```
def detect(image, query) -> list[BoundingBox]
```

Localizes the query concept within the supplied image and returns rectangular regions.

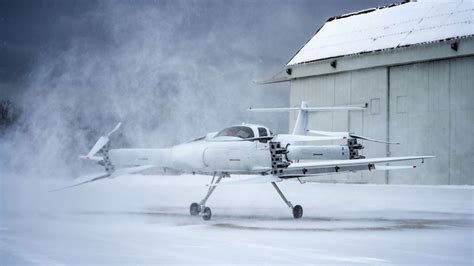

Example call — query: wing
[280,156,435,178]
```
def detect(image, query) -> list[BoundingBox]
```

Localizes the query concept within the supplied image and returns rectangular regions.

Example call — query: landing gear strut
[271,182,303,219]
[189,172,223,221]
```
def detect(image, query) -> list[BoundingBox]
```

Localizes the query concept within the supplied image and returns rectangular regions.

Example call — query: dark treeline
[0,100,19,130]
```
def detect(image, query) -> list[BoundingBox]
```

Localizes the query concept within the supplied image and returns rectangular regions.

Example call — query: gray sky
[1,0,396,99]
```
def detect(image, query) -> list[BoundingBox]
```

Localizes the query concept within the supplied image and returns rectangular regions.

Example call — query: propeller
[350,134,400,145]
[49,165,155,192]
[307,130,400,145]
[49,173,111,192]
[85,122,122,158]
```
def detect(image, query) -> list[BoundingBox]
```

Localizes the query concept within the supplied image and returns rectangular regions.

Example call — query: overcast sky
[1,0,396,100]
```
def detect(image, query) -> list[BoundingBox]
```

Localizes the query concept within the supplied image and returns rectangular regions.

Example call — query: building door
[389,61,450,184]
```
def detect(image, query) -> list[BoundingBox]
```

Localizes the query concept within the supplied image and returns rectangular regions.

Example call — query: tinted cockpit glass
[216,126,254,139]
[258,127,268,137]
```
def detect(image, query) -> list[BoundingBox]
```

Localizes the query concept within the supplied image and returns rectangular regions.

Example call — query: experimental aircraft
[54,101,434,220]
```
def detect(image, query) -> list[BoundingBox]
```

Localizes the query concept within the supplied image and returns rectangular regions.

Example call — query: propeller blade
[107,122,122,137]
[85,122,122,158]
[48,165,156,192]
[307,129,400,145]
[350,134,400,145]
[86,136,109,158]
[49,173,111,192]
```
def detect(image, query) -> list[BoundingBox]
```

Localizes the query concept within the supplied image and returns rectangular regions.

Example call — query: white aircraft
[53,101,434,220]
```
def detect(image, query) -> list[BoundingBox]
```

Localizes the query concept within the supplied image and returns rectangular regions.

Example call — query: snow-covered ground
[1,175,473,264]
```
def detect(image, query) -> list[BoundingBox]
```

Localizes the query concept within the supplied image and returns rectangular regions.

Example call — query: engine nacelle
[286,145,350,161]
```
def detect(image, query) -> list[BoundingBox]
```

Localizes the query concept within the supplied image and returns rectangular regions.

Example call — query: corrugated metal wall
[289,56,474,185]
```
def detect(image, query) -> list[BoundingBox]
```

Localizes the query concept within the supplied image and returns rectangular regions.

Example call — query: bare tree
[0,100,12,125]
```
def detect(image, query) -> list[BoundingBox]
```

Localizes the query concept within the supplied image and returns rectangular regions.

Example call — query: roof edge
[288,34,474,67]
[326,1,409,22]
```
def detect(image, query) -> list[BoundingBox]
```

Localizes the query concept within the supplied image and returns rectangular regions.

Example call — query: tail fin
[292,101,309,135]
[248,101,366,135]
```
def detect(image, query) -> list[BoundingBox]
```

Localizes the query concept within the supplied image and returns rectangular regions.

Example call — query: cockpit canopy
[216,126,254,139]
[188,124,273,143]
[215,125,272,139]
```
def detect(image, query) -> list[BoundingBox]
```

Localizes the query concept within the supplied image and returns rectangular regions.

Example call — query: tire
[190,202,201,216]
[293,205,303,219]
[202,207,212,221]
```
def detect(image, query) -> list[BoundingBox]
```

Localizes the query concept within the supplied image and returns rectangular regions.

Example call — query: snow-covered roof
[287,0,474,66]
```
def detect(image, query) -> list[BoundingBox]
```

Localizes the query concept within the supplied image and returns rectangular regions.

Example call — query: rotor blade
[86,136,109,158]
[307,130,400,144]
[107,122,122,137]
[49,173,111,192]
[49,165,156,192]
[85,123,122,158]
[350,134,400,145]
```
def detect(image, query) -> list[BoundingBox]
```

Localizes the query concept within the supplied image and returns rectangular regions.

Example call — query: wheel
[202,207,212,221]
[293,205,303,219]
[190,202,201,216]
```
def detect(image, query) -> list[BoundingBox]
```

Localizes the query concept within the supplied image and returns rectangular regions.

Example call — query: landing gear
[292,205,303,219]
[202,207,212,221]
[271,182,303,219]
[189,173,223,221]
[189,202,200,216]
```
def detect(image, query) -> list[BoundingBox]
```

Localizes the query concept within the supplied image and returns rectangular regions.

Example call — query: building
[264,0,474,185]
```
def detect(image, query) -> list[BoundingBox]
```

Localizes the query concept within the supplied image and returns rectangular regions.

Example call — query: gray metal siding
[389,57,474,185]
[289,56,474,185]
[290,68,389,184]
[449,57,474,185]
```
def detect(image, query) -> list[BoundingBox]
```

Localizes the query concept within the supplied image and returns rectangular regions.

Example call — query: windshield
[258,127,268,137]
[216,126,254,139]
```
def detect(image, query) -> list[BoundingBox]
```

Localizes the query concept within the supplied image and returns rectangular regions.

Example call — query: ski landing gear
[189,173,223,221]
[271,182,303,219]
